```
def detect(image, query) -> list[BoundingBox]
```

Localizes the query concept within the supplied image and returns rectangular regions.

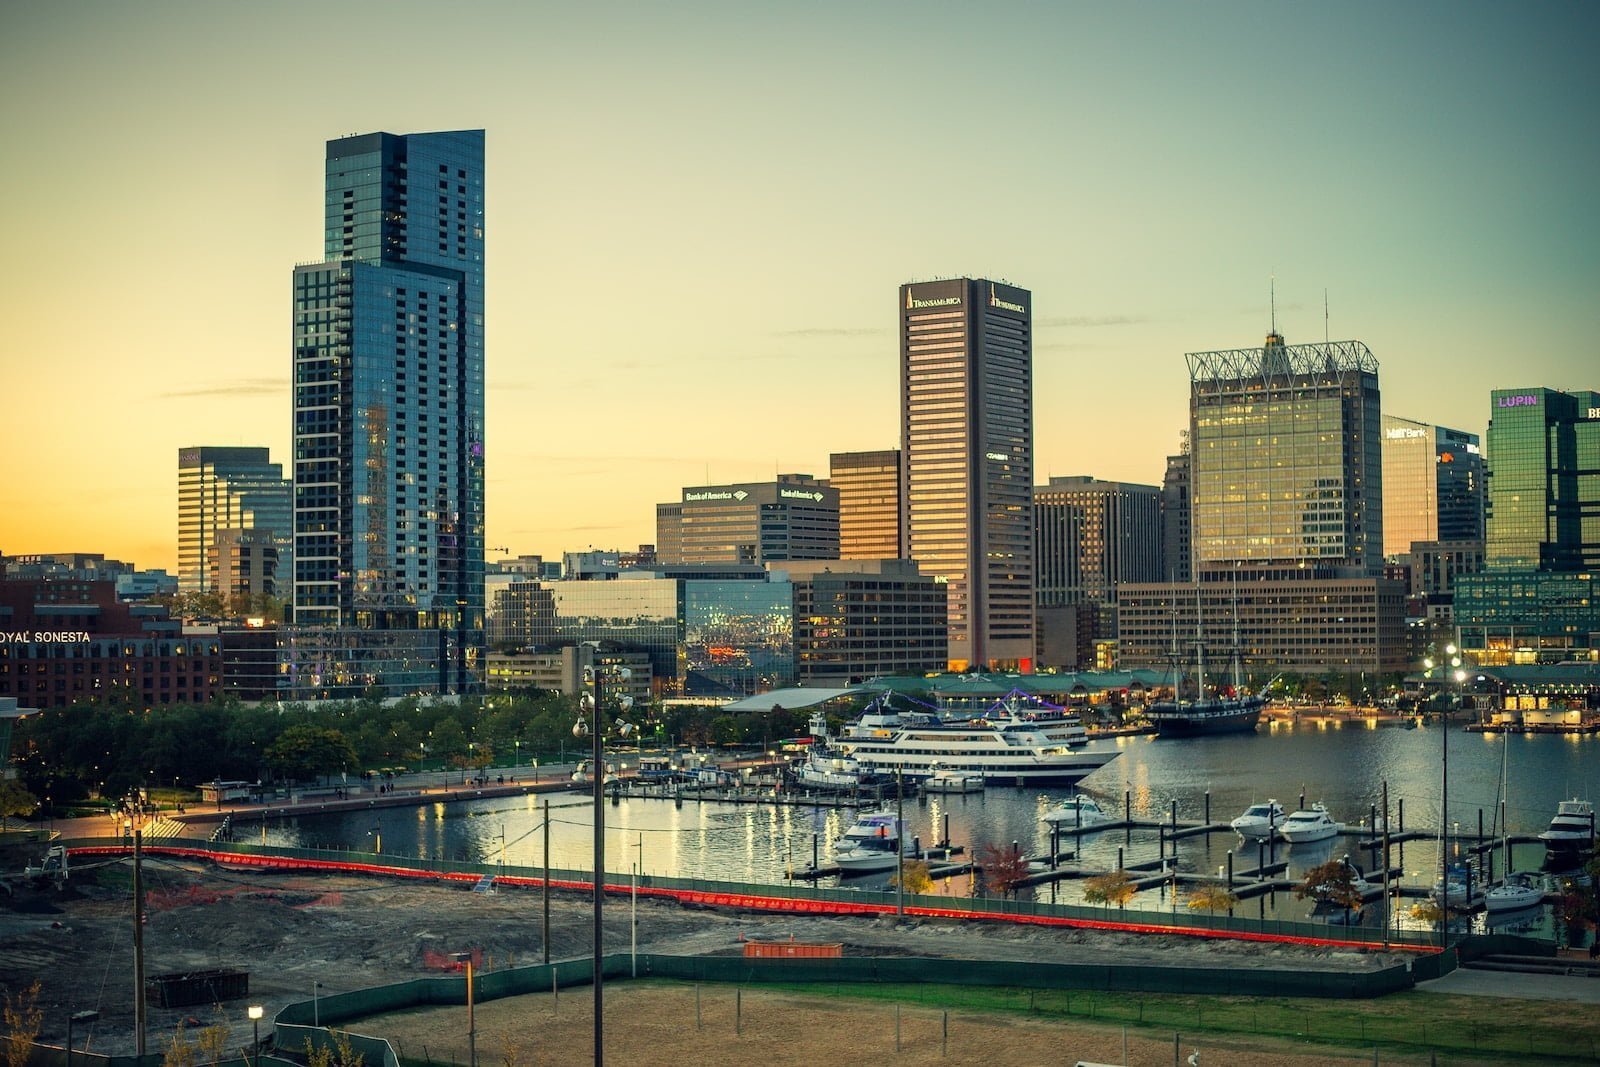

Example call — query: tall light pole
[67,1009,98,1067]
[578,654,634,1067]
[1424,641,1462,945]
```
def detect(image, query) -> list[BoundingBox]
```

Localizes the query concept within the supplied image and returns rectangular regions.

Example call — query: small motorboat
[1041,794,1112,829]
[1230,799,1286,838]
[1484,871,1545,913]
[1278,803,1340,844]
[922,769,985,794]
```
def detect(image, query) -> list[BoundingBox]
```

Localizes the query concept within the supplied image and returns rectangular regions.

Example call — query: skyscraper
[1160,439,1192,583]
[899,278,1034,671]
[1380,415,1484,557]
[1188,332,1383,578]
[1455,387,1600,661]
[829,449,902,560]
[291,130,485,691]
[1033,476,1162,627]
[176,446,290,594]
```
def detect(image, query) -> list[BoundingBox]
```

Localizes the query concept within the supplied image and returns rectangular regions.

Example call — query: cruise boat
[1277,803,1340,844]
[1229,799,1286,838]
[811,692,1119,788]
[1041,794,1112,829]
[1536,799,1595,853]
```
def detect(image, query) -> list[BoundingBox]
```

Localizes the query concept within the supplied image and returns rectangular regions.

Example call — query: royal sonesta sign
[2,631,91,643]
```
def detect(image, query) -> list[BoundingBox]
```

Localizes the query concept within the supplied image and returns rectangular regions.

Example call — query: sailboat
[1145,582,1265,737]
[1484,737,1544,913]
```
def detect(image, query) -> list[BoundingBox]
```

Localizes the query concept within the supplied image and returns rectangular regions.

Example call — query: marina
[256,721,1597,934]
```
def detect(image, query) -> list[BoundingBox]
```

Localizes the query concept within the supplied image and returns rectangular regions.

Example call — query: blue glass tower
[292,130,485,692]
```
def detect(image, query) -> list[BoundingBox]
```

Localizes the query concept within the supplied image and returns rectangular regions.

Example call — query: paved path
[1418,966,1600,1003]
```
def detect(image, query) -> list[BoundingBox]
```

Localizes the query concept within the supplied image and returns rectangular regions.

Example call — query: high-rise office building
[1380,415,1484,557]
[1119,331,1403,675]
[656,475,838,565]
[899,278,1034,671]
[177,446,290,594]
[1456,387,1600,661]
[829,450,902,560]
[1033,476,1162,624]
[782,559,947,685]
[1189,332,1383,578]
[1160,438,1192,583]
[291,130,485,691]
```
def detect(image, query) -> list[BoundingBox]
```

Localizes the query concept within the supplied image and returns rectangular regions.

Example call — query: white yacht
[832,810,915,874]
[812,692,1119,787]
[1277,803,1340,844]
[1041,794,1112,829]
[921,768,985,794]
[793,748,883,790]
[1484,872,1545,913]
[1537,799,1595,852]
[1229,799,1286,839]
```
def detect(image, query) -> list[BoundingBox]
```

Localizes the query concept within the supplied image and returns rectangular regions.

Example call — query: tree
[2,980,42,1067]
[976,842,1029,898]
[1186,884,1239,915]
[266,725,357,783]
[161,1021,197,1067]
[1083,870,1138,910]
[0,779,39,832]
[891,859,933,895]
[1295,859,1364,912]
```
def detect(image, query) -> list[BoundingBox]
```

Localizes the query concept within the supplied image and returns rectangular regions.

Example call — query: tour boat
[1277,803,1340,844]
[811,692,1119,787]
[1229,799,1286,838]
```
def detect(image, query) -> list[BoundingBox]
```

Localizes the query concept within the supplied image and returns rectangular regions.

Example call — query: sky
[2,1,1597,571]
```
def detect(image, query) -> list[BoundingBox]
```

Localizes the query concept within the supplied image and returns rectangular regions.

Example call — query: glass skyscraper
[829,449,902,560]
[899,278,1035,672]
[177,446,290,593]
[291,130,485,691]
[1379,415,1484,557]
[1188,333,1383,578]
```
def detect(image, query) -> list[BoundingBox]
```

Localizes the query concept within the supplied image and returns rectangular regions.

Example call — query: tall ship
[806,690,1119,787]
[1145,589,1265,737]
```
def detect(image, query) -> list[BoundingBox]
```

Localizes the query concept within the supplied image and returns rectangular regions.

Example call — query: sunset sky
[3,2,1596,572]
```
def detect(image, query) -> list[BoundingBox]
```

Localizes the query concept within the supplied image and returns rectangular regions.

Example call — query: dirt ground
[0,853,1415,1063]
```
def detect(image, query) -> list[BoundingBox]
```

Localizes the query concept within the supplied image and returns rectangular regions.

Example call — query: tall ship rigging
[1145,587,1265,737]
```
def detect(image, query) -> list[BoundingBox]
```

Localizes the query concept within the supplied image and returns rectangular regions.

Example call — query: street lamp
[1423,641,1463,940]
[450,953,476,1067]
[577,657,635,1067]
[247,1005,264,1067]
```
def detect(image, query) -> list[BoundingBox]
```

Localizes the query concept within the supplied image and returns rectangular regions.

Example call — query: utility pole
[133,827,146,1057]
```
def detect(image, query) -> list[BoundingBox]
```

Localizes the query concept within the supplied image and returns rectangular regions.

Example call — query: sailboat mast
[1231,570,1244,695]
[1193,584,1205,700]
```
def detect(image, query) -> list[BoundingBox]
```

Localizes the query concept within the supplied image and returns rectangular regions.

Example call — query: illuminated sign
[905,290,961,310]
[1589,408,1600,419]
[1497,394,1538,408]
[1384,427,1427,440]
[685,490,731,502]
[780,488,825,502]
[1,631,91,643]
[1465,442,1481,454]
[985,451,1010,461]
[988,284,1026,314]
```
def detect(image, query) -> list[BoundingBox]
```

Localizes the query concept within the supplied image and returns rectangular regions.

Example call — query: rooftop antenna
[1270,275,1277,336]
[1324,289,1329,344]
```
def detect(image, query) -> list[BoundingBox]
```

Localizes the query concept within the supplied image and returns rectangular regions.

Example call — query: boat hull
[1146,696,1265,737]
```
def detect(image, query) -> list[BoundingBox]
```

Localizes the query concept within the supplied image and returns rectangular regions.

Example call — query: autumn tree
[2,980,42,1067]
[891,859,933,895]
[161,1021,197,1067]
[0,780,39,832]
[1295,859,1365,912]
[977,842,1030,898]
[1083,870,1138,910]
[1185,884,1239,915]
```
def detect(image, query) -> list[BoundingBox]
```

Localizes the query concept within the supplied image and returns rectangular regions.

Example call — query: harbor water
[262,717,1597,933]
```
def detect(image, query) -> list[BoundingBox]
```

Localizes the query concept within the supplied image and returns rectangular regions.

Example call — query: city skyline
[3,2,1597,571]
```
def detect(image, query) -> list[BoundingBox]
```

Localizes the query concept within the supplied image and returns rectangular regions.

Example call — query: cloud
[159,377,286,399]
[771,326,886,338]
[1035,314,1152,329]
